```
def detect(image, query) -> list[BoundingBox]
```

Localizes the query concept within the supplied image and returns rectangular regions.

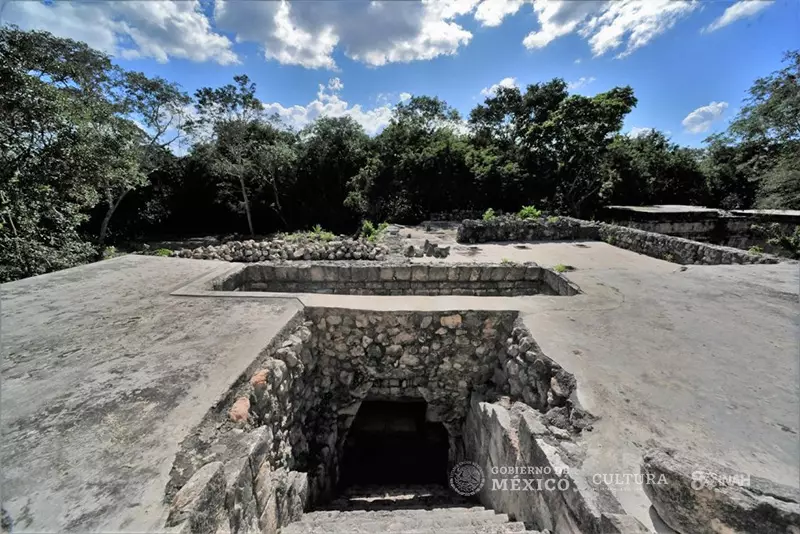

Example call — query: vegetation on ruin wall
[1,26,798,281]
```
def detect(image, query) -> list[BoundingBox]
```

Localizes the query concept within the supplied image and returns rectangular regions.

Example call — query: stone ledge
[642,447,800,534]
[464,395,649,534]
[212,262,580,297]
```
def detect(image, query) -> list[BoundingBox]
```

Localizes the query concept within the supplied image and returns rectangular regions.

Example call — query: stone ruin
[164,306,649,534]
[162,228,799,534]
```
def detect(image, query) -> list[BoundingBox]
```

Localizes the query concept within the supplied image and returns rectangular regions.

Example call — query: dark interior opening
[339,400,449,488]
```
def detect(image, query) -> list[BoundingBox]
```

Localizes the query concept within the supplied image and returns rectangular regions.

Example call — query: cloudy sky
[2,0,795,145]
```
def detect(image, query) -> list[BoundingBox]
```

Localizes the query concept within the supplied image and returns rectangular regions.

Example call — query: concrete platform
[2,235,798,532]
[1,256,301,532]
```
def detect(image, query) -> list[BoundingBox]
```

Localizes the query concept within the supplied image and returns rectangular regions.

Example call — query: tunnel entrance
[339,400,449,488]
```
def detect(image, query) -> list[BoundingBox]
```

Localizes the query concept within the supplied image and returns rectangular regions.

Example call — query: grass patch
[500,257,517,265]
[748,245,763,255]
[553,263,575,273]
[482,208,496,222]
[546,215,560,223]
[154,248,172,257]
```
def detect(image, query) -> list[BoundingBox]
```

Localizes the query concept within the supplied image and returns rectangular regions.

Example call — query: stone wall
[214,262,581,296]
[595,223,783,265]
[173,237,388,262]
[494,318,594,431]
[602,206,800,257]
[456,216,786,265]
[463,395,649,533]
[457,216,598,244]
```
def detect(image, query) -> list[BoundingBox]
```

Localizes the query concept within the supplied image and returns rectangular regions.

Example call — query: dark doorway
[339,400,449,488]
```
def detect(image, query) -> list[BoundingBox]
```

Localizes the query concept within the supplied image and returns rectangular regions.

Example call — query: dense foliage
[1,27,798,281]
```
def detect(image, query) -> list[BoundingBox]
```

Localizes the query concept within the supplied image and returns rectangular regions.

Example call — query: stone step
[299,506,492,521]
[288,513,511,532]
[280,521,533,534]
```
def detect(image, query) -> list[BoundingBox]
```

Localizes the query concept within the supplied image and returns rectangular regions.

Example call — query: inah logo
[449,461,485,496]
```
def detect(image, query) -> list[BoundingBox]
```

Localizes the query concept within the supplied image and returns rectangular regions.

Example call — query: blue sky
[3,0,797,146]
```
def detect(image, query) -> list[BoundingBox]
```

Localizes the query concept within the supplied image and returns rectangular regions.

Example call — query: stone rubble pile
[172,237,388,262]
[404,239,451,258]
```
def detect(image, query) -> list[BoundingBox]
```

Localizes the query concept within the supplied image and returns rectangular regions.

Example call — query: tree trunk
[98,189,129,248]
[269,176,288,228]
[239,174,255,238]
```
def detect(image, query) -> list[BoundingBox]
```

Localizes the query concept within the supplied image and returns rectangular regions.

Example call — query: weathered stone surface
[463,395,648,534]
[642,447,800,534]
[229,397,250,423]
[167,461,226,534]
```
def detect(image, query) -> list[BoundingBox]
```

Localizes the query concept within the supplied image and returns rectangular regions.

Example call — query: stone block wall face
[457,217,599,244]
[456,216,786,265]
[463,395,649,534]
[215,263,581,297]
[595,223,782,265]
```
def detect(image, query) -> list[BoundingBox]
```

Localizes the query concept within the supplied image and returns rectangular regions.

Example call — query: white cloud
[480,76,518,97]
[262,78,395,135]
[574,58,582,64]
[703,0,773,33]
[2,0,238,65]
[628,126,655,138]
[474,0,526,27]
[2,0,718,68]
[399,92,413,102]
[682,101,729,134]
[215,0,474,69]
[523,0,699,58]
[567,76,596,90]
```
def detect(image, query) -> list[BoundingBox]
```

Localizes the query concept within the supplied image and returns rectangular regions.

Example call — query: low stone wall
[457,216,598,243]
[456,216,786,265]
[463,395,649,533]
[172,237,388,262]
[214,262,581,296]
[596,223,782,265]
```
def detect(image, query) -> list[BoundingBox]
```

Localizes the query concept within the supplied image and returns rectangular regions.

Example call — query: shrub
[482,208,496,221]
[500,257,516,265]
[360,220,389,242]
[751,223,800,259]
[553,264,575,273]
[518,205,542,220]
[154,248,172,257]
[310,224,336,241]
[547,216,560,224]
[748,245,763,255]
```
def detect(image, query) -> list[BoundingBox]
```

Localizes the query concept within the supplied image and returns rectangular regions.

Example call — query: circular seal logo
[449,461,485,496]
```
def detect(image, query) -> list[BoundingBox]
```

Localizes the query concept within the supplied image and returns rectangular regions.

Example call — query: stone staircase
[280,485,542,534]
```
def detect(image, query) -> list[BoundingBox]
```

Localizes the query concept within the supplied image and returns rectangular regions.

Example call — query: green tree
[713,51,800,209]
[0,27,135,279]
[194,75,297,236]
[348,96,471,223]
[293,117,370,230]
[602,131,708,206]
[526,86,637,216]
